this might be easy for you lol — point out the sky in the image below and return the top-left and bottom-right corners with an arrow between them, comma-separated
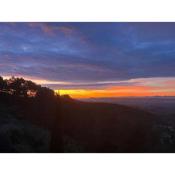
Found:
1,22 -> 175,98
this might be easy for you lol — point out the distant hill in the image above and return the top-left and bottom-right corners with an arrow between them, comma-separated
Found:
82,97 -> 175,115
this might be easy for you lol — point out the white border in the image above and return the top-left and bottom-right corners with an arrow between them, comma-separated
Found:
0,0 -> 174,21
0,0 -> 175,174
0,154 -> 175,175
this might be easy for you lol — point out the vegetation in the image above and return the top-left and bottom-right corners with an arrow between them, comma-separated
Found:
0,76 -> 175,152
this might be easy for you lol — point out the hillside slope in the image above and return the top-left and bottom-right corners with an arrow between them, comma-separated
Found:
0,102 -> 50,153
0,76 -> 164,153
61,98 -> 157,152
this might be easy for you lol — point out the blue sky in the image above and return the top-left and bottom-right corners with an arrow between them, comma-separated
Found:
0,22 -> 175,94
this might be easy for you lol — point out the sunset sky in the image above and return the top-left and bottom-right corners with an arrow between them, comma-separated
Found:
1,22 -> 175,98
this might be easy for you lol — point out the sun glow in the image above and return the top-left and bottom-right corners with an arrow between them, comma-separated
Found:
56,86 -> 175,99
57,89 -> 88,97
3,75 -> 175,99
55,77 -> 175,98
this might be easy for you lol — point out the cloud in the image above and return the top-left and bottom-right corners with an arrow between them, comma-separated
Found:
58,77 -> 175,98
27,23 -> 76,37
0,22 -> 175,94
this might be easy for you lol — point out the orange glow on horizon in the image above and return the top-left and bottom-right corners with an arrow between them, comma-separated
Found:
3,75 -> 175,98
56,85 -> 175,99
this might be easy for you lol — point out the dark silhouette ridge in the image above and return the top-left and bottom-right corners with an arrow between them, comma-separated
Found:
50,95 -> 64,153
0,76 -> 64,152
60,98 -> 158,152
0,76 -> 175,152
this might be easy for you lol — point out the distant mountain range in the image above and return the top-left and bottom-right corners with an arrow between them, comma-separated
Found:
81,96 -> 175,115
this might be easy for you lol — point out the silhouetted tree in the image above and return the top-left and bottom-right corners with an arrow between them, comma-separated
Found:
36,87 -> 55,99
0,77 -> 8,92
6,77 -> 28,97
0,76 -> 3,90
